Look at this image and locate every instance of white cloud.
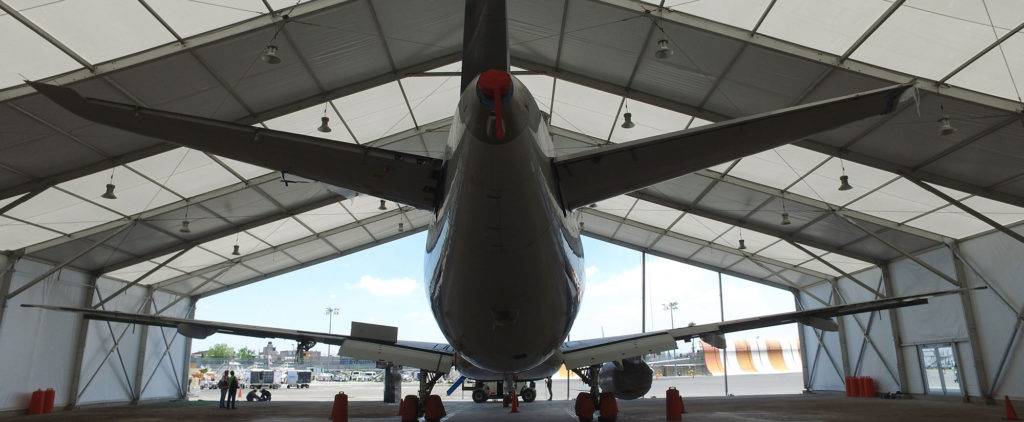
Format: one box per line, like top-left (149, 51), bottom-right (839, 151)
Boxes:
top-left (353, 275), bottom-right (419, 296)
top-left (585, 265), bottom-right (599, 278)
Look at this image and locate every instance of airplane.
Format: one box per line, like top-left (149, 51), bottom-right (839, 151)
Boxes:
top-left (22, 0), bottom-right (958, 412)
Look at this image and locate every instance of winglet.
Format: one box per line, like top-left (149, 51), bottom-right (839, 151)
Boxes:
top-left (28, 82), bottom-right (92, 115)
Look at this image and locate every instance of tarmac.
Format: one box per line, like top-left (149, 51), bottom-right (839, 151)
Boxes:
top-left (0, 393), bottom-right (1011, 421)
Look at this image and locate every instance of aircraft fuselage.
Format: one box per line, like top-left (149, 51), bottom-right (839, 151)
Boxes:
top-left (424, 74), bottom-right (585, 379)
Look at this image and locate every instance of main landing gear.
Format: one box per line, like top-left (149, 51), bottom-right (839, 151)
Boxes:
top-left (399, 369), bottom-right (446, 422)
top-left (571, 365), bottom-right (617, 422)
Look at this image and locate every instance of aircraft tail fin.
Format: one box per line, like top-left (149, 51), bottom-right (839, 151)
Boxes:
top-left (461, 0), bottom-right (509, 92)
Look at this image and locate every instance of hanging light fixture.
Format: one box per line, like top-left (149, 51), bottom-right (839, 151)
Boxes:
top-left (738, 228), bottom-right (747, 250)
top-left (232, 244), bottom-right (241, 256)
top-left (837, 159), bottom-right (853, 191)
top-left (579, 221), bottom-right (585, 230)
top-left (621, 112), bottom-right (635, 129)
top-left (838, 175), bottom-right (853, 191)
top-left (938, 105), bottom-right (956, 136)
top-left (179, 220), bottom-right (191, 234)
top-left (620, 101), bottom-right (635, 129)
top-left (654, 38), bottom-right (673, 60)
top-left (317, 116), bottom-right (332, 133)
top-left (378, 199), bottom-right (387, 211)
top-left (101, 168), bottom-right (117, 200)
top-left (398, 222), bottom-right (405, 233)
top-left (101, 183), bottom-right (117, 200)
top-left (261, 45), bottom-right (282, 64)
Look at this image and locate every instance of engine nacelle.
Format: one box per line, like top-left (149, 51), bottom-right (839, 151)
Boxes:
top-left (597, 358), bottom-right (653, 400)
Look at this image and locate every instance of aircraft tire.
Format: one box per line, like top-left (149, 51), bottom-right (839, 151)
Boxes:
top-left (472, 389), bottom-right (488, 403)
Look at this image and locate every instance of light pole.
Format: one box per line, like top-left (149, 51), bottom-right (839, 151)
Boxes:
top-left (663, 302), bottom-right (678, 358)
top-left (662, 302), bottom-right (678, 329)
top-left (325, 307), bottom-right (340, 357)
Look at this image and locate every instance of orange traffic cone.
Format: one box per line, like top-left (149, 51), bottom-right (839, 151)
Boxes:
top-left (1006, 396), bottom-right (1020, 421)
top-left (510, 391), bottom-right (519, 413)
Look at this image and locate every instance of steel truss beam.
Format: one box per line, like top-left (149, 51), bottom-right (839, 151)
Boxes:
top-left (197, 226), bottom-right (425, 299)
top-left (582, 207), bottom-right (833, 284)
top-left (0, 0), bottom-right (363, 102)
top-left (6, 224), bottom-right (134, 301)
top-left (585, 231), bottom-right (796, 295)
top-left (524, 0), bottom-right (1024, 211)
top-left (906, 176), bottom-right (1024, 246)
top-left (155, 207), bottom-right (414, 290)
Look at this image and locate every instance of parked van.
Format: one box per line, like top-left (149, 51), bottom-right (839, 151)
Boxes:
top-left (285, 370), bottom-right (312, 388)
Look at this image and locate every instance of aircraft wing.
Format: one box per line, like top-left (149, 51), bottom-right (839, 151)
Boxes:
top-left (552, 84), bottom-right (914, 210)
top-left (559, 287), bottom-right (974, 369)
top-left (29, 82), bottom-right (443, 211)
top-left (20, 304), bottom-right (455, 373)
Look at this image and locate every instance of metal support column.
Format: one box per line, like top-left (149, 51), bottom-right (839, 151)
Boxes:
top-left (880, 264), bottom-right (911, 396)
top-left (641, 251), bottom-right (646, 333)
top-left (950, 243), bottom-right (994, 403)
top-left (65, 274), bottom-right (99, 410)
top-left (178, 297), bottom-right (197, 400)
top-left (718, 272), bottom-right (728, 396)
top-left (0, 253), bottom-right (18, 336)
top-left (130, 287), bottom-right (155, 404)
top-left (795, 292), bottom-right (811, 392)
top-left (830, 280), bottom-right (852, 378)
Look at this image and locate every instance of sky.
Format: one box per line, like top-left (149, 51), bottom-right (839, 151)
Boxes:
top-left (193, 233), bottom-right (798, 357)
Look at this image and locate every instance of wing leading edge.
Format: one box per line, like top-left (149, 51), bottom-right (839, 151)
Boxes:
top-left (553, 84), bottom-right (914, 210)
top-left (20, 304), bottom-right (454, 373)
top-left (559, 287), bottom-right (976, 369)
top-left (29, 82), bottom-right (443, 211)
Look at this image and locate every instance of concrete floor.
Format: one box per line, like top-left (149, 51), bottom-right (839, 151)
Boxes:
top-left (0, 394), bottom-right (1009, 421)
top-left (187, 374), bottom-right (803, 402)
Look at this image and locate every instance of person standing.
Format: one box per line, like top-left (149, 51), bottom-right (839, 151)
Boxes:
top-left (545, 377), bottom-right (553, 401)
top-left (218, 370), bottom-right (229, 408)
top-left (228, 370), bottom-right (239, 409)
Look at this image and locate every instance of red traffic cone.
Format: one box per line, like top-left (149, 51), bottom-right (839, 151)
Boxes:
top-left (1006, 396), bottom-right (1020, 421)
top-left (330, 391), bottom-right (348, 421)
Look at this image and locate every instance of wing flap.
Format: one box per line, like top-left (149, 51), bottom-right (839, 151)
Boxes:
top-left (29, 82), bottom-right (443, 211)
top-left (553, 84), bottom-right (913, 210)
top-left (21, 304), bottom-right (454, 372)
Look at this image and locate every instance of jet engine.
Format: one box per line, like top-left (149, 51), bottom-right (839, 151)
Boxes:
top-left (597, 357), bottom-right (654, 400)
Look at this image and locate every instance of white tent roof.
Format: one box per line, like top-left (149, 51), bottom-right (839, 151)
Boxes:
top-left (1, 0), bottom-right (1022, 298)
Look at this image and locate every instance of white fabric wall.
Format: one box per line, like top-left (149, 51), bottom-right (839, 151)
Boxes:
top-left (139, 290), bottom-right (190, 400)
top-left (0, 258), bottom-right (189, 411)
top-left (802, 227), bottom-right (1024, 400)
top-left (800, 282), bottom-right (845, 391)
top-left (958, 227), bottom-right (1024, 400)
top-left (836, 268), bottom-right (901, 394)
top-left (0, 258), bottom-right (88, 411)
